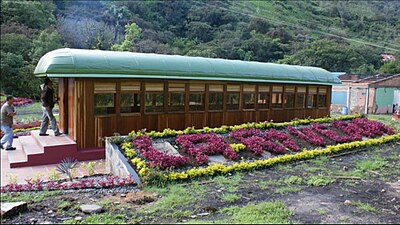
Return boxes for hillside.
[1,0,399,98]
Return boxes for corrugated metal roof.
[34,48,341,85]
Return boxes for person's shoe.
[0,144,4,150]
[39,133,49,136]
[55,133,63,136]
[5,147,16,151]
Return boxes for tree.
[185,22,213,43]
[0,33,32,61]
[0,52,25,96]
[102,4,132,43]
[57,17,114,50]
[279,39,381,72]
[30,29,64,64]
[0,0,56,29]
[379,59,400,74]
[111,23,142,51]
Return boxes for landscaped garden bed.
[108,115,400,184]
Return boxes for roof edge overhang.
[42,73,337,86]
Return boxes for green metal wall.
[376,88,398,107]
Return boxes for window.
[227,84,240,111]
[189,83,205,111]
[307,87,318,108]
[296,86,306,108]
[258,85,270,109]
[272,86,283,109]
[284,86,295,109]
[318,87,327,108]
[168,83,185,112]
[145,83,164,113]
[243,84,255,110]
[94,83,116,115]
[121,82,141,113]
[209,84,223,111]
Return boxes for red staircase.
[6,130,104,168]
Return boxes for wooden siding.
[63,78,332,149]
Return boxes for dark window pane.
[318,94,327,107]
[296,94,306,108]
[94,93,115,115]
[258,92,270,109]
[227,93,239,110]
[209,92,223,111]
[169,92,185,112]
[243,93,255,109]
[145,93,164,113]
[272,93,283,108]
[121,93,140,113]
[307,94,317,108]
[189,93,204,111]
[284,93,295,108]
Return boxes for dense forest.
[1,0,399,98]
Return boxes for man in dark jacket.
[39,77,62,136]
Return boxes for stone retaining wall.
[105,139,141,185]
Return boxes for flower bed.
[0,96,33,106]
[113,115,398,183]
[0,175,135,193]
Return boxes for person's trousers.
[1,125,13,149]
[39,106,60,135]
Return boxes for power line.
[195,1,400,52]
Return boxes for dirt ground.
[1,141,399,224]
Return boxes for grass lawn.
[14,102,59,123]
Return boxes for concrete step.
[31,130,76,150]
[19,136,44,156]
[7,139,28,166]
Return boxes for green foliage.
[30,29,63,64]
[379,59,400,74]
[111,23,142,51]
[48,168,62,181]
[278,39,382,73]
[306,175,335,186]
[143,184,197,214]
[282,175,303,185]
[1,191,60,203]
[221,193,241,203]
[214,201,293,224]
[1,0,398,99]
[1,33,32,60]
[356,157,388,172]
[0,0,56,29]
[352,201,378,213]
[84,161,97,176]
[274,186,302,194]
[142,167,168,188]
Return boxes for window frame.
[284,86,295,109]
[226,84,241,112]
[120,81,141,115]
[317,87,328,108]
[144,82,165,114]
[188,83,206,112]
[208,84,224,112]
[307,86,318,109]
[94,82,117,116]
[295,86,307,109]
[242,84,256,111]
[271,85,283,109]
[168,82,186,113]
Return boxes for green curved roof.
[34,48,340,85]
